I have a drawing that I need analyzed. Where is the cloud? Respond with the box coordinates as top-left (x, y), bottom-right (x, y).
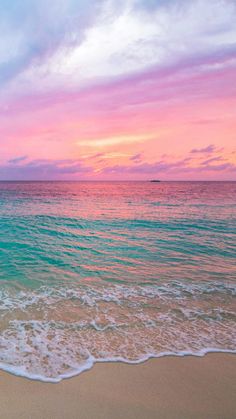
top-left (0, 158), bottom-right (93, 180)
top-left (89, 153), bottom-right (104, 159)
top-left (101, 159), bottom-right (186, 175)
top-left (201, 156), bottom-right (223, 165)
top-left (2, 0), bottom-right (236, 96)
top-left (130, 153), bottom-right (142, 162)
top-left (1, 152), bottom-right (236, 180)
top-left (199, 162), bottom-right (236, 172)
top-left (0, 0), bottom-right (101, 87)
top-left (101, 157), bottom-right (236, 177)
top-left (0, 1), bottom-right (235, 181)
top-left (8, 155), bottom-right (28, 164)
top-left (190, 144), bottom-right (217, 154)
top-left (77, 135), bottom-right (151, 148)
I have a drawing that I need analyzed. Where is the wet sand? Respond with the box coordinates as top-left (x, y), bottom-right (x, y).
top-left (0, 353), bottom-right (235, 419)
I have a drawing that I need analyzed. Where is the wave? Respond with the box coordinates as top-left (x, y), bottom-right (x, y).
top-left (0, 348), bottom-right (235, 383)
top-left (0, 281), bottom-right (235, 382)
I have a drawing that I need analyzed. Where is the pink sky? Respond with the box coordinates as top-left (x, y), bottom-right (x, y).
top-left (0, 0), bottom-right (236, 180)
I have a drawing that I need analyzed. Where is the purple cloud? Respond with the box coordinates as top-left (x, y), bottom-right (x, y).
top-left (200, 163), bottom-right (236, 172)
top-left (0, 158), bottom-right (93, 180)
top-left (201, 156), bottom-right (224, 165)
top-left (8, 155), bottom-right (28, 164)
top-left (101, 157), bottom-right (236, 177)
top-left (130, 153), bottom-right (142, 162)
top-left (190, 145), bottom-right (216, 154)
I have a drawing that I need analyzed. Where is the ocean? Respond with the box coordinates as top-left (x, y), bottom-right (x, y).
top-left (0, 181), bottom-right (235, 382)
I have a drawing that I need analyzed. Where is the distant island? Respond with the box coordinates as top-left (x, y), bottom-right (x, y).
top-left (150, 180), bottom-right (161, 182)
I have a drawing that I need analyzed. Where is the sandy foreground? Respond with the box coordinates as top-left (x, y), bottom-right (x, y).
top-left (0, 353), bottom-right (235, 419)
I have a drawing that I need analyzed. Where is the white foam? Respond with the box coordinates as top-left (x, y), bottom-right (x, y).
top-left (0, 348), bottom-right (236, 383)
top-left (0, 281), bottom-right (235, 382)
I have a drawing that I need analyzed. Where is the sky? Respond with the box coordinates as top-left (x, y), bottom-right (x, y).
top-left (0, 0), bottom-right (236, 180)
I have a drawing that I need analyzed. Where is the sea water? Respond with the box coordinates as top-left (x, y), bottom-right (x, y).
top-left (0, 181), bottom-right (235, 382)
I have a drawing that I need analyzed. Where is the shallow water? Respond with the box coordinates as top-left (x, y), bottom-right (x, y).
top-left (0, 181), bottom-right (235, 381)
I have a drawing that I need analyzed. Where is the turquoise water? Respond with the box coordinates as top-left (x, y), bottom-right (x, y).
top-left (0, 181), bottom-right (235, 381)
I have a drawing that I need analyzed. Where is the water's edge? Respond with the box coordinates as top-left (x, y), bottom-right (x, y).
top-left (1, 348), bottom-right (236, 383)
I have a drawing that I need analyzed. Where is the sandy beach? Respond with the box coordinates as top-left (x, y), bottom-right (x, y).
top-left (0, 353), bottom-right (235, 419)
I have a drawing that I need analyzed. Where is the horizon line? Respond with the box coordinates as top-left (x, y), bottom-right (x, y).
top-left (0, 179), bottom-right (235, 182)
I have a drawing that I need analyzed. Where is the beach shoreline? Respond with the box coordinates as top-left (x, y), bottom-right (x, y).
top-left (0, 353), bottom-right (235, 419)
